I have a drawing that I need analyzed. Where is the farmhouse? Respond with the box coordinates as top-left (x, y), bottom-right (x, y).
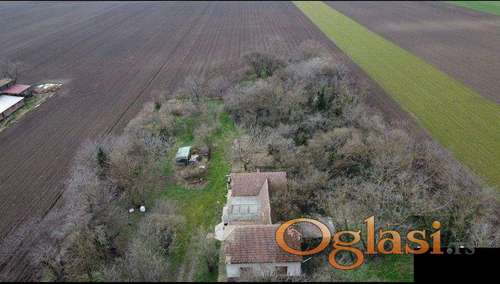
top-left (1, 84), bottom-right (32, 97)
top-left (224, 225), bottom-right (302, 279)
top-left (215, 171), bottom-right (302, 279)
top-left (0, 95), bottom-right (24, 122)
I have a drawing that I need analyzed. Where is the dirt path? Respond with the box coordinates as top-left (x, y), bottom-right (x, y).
top-left (327, 1), bottom-right (500, 104)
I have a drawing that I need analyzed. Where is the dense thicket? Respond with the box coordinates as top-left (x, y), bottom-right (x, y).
top-left (26, 89), bottom-right (221, 281)
top-left (18, 41), bottom-right (498, 282)
top-left (225, 41), bottom-right (499, 248)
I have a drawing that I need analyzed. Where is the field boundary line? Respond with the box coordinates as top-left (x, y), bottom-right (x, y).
top-left (294, 1), bottom-right (500, 188)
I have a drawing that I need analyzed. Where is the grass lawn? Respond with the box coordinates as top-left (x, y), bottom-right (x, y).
top-left (295, 1), bottom-right (500, 189)
top-left (337, 255), bottom-right (413, 282)
top-left (448, 1), bottom-right (500, 16)
top-left (160, 102), bottom-right (237, 281)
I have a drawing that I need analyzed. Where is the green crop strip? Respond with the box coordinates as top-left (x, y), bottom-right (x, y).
top-left (448, 1), bottom-right (500, 16)
top-left (294, 1), bottom-right (500, 188)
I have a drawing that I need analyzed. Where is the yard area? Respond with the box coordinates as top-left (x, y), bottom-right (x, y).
top-left (160, 103), bottom-right (237, 281)
top-left (336, 255), bottom-right (413, 282)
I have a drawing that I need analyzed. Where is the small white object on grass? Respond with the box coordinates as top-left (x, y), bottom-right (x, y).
top-left (128, 208), bottom-right (135, 213)
top-left (139, 205), bottom-right (146, 213)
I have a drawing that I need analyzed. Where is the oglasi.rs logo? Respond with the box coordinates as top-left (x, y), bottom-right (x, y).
top-left (275, 216), bottom-right (443, 270)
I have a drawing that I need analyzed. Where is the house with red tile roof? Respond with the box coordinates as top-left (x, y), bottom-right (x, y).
top-left (215, 171), bottom-right (302, 279)
top-left (224, 225), bottom-right (302, 279)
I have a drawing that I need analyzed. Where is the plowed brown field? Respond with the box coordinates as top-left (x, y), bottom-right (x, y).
top-left (0, 1), bottom-right (347, 280)
top-left (0, 1), bottom-right (431, 280)
top-left (327, 1), bottom-right (500, 104)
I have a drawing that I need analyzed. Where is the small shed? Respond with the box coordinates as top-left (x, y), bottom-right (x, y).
top-left (0, 95), bottom-right (24, 121)
top-left (175, 146), bottom-right (192, 165)
top-left (1, 84), bottom-right (32, 97)
top-left (0, 78), bottom-right (15, 91)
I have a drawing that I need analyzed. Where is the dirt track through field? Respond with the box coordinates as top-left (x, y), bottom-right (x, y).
top-left (0, 1), bottom-right (399, 280)
top-left (327, 1), bottom-right (500, 104)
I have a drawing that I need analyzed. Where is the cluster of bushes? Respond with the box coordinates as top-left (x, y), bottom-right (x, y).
top-left (16, 41), bottom-right (498, 281)
top-left (225, 41), bottom-right (499, 256)
top-left (30, 67), bottom-right (235, 281)
top-left (27, 74), bottom-right (229, 281)
top-left (27, 98), bottom-right (179, 280)
top-left (102, 200), bottom-right (184, 281)
top-left (243, 52), bottom-right (284, 79)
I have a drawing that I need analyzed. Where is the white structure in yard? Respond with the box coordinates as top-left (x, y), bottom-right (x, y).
top-left (0, 95), bottom-right (24, 121)
top-left (215, 171), bottom-right (302, 279)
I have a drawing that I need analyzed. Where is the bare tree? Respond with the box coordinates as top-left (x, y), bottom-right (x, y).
top-left (183, 75), bottom-right (206, 106)
top-left (0, 60), bottom-right (18, 80)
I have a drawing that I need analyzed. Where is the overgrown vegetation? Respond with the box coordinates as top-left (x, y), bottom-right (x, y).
top-left (161, 99), bottom-right (236, 281)
top-left (29, 109), bottom-right (176, 281)
top-left (295, 1), bottom-right (500, 188)
top-left (243, 52), bottom-right (284, 79)
top-left (28, 72), bottom-right (234, 281)
top-left (25, 40), bottom-right (499, 282)
top-left (224, 41), bottom-right (499, 281)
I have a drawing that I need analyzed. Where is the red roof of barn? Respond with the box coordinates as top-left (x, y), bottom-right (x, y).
top-left (2, 84), bottom-right (30, 95)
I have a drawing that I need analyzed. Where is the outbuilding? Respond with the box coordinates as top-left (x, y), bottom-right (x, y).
top-left (175, 146), bottom-right (192, 165)
top-left (0, 95), bottom-right (24, 121)
top-left (1, 84), bottom-right (32, 97)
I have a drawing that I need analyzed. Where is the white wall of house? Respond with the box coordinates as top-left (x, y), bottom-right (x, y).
top-left (226, 262), bottom-right (301, 278)
top-left (214, 222), bottom-right (237, 241)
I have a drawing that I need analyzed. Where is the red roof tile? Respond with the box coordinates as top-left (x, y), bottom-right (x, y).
top-left (225, 225), bottom-right (302, 264)
top-left (2, 84), bottom-right (30, 95)
top-left (230, 172), bottom-right (287, 196)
